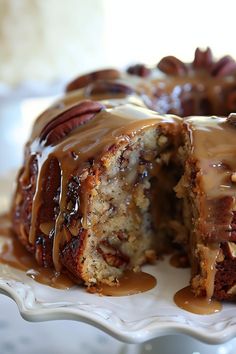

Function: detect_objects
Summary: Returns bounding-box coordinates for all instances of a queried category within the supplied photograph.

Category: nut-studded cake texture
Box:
[12,99,182,286]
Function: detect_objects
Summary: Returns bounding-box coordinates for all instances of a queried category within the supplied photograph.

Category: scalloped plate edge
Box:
[0,280,236,344]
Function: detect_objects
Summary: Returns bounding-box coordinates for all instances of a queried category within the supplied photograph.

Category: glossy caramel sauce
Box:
[169,253,190,268]
[187,116,236,200]
[0,214,157,295]
[96,270,157,296]
[119,70,236,116]
[204,244,220,299]
[0,214,75,289]
[184,117,236,299]
[174,286,222,315]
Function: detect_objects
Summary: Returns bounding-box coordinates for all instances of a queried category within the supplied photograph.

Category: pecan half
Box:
[211,56,236,77]
[66,69,121,92]
[127,64,151,77]
[84,81,134,97]
[40,100,104,146]
[157,56,188,76]
[192,47,213,70]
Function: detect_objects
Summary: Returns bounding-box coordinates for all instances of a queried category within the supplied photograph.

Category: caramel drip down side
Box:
[0,215,75,289]
[28,155,47,245]
[184,116,236,301]
[52,163,71,271]
[29,104,181,271]
[186,117,236,201]
[0,217,223,301]
[0,215,157,294]
[205,244,220,300]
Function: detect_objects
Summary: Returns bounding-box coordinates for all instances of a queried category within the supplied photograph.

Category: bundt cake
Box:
[11,48,236,301]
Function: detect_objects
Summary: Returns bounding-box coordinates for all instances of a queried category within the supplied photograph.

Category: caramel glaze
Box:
[185,116,236,241]
[174,286,222,315]
[15,98,181,273]
[183,116,236,300]
[67,70,236,116]
[140,73,236,116]
[95,270,157,296]
[0,214,75,289]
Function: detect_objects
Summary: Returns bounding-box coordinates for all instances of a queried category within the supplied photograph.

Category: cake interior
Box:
[75,126,185,286]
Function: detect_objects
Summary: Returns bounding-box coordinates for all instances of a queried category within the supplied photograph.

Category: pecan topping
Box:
[40,100,104,146]
[85,81,134,97]
[157,56,188,76]
[157,48,236,78]
[193,47,213,70]
[211,56,236,77]
[66,69,121,92]
[127,64,151,77]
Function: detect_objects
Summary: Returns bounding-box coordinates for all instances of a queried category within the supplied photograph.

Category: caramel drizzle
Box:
[0,214,75,289]
[186,116,236,229]
[52,163,71,271]
[26,103,181,271]
[185,116,236,298]
[29,155,49,245]
[205,244,220,300]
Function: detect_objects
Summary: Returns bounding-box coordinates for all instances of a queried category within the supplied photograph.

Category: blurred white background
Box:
[0,0,236,86]
[103,0,236,66]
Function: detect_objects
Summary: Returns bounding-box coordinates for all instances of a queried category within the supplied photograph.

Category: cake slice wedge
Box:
[12,100,183,286]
